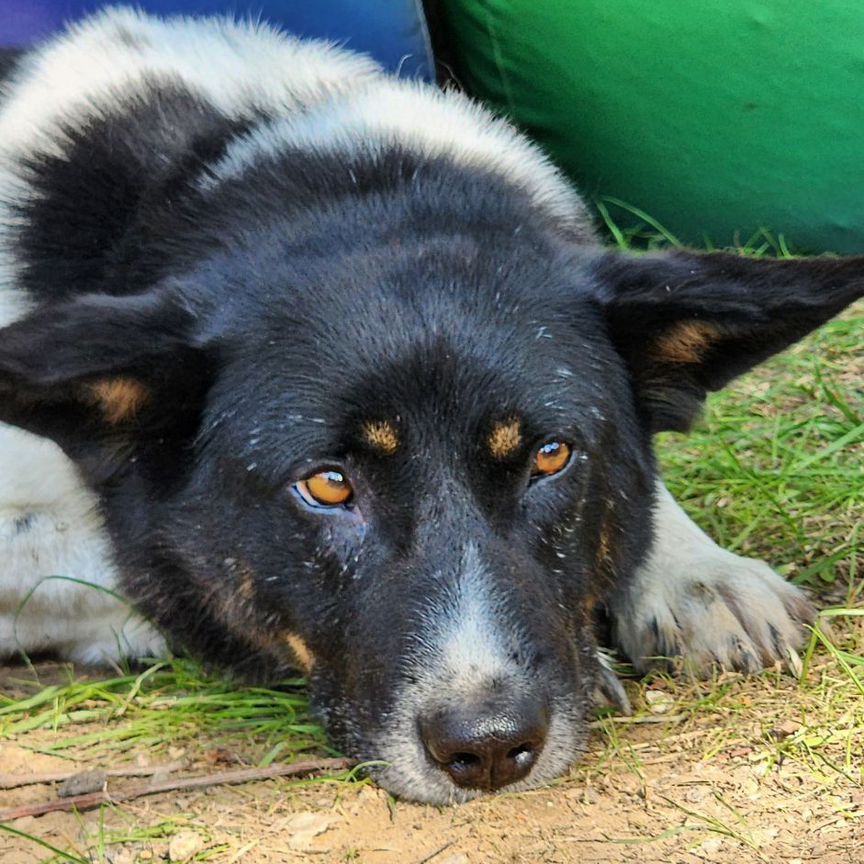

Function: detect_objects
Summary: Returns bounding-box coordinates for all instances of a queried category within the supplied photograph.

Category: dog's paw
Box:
[65,616,168,666]
[615,551,815,676]
[613,481,816,677]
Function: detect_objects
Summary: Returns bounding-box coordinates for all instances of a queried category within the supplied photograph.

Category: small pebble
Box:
[769,719,802,740]
[644,689,674,714]
[698,837,723,856]
[286,811,336,852]
[58,769,107,798]
[168,831,204,862]
[685,786,704,804]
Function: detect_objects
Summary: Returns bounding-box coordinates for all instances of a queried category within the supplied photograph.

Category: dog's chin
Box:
[360,705,589,805]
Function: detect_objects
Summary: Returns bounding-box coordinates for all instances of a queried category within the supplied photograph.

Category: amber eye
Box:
[296,470,354,508]
[532,441,572,478]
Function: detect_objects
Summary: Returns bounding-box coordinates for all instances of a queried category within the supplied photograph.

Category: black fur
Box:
[14,82,257,301]
[0,48,24,83]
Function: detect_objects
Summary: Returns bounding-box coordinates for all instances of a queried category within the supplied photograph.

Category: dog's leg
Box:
[0,423,166,664]
[612,478,815,675]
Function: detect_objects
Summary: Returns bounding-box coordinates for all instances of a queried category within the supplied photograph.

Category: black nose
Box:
[419,698,549,791]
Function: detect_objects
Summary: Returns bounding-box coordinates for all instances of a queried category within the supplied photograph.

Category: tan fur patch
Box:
[488,418,522,459]
[597,522,613,567]
[596,500,617,577]
[653,321,720,364]
[283,632,315,673]
[237,567,256,602]
[597,523,612,562]
[363,420,400,454]
[89,377,150,424]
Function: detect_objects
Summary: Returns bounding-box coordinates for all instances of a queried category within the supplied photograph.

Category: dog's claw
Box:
[784,641,804,679]
[594,652,632,715]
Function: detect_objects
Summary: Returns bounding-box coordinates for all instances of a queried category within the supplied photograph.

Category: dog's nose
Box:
[419,699,549,791]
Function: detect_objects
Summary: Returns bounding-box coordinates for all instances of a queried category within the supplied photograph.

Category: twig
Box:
[416,840,455,864]
[0,757,354,823]
[0,761,185,790]
[589,713,687,728]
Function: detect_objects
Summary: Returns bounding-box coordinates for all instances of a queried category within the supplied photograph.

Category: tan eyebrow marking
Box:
[363,420,400,454]
[488,418,522,459]
[653,321,720,364]
[283,632,315,673]
[88,377,150,424]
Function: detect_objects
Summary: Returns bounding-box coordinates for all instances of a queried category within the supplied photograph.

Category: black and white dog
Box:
[1,8,861,803]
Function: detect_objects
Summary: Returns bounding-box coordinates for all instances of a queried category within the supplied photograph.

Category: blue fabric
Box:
[0,1,434,78]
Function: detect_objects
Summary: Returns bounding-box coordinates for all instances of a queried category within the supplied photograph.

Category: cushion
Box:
[0,0,434,79]
[436,0,864,252]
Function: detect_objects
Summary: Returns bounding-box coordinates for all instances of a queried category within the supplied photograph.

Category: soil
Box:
[1,663,860,864]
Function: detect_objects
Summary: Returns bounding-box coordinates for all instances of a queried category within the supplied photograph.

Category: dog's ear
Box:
[0,288,212,465]
[594,250,864,433]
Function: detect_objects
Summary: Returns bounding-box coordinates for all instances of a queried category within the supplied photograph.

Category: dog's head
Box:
[1,168,861,802]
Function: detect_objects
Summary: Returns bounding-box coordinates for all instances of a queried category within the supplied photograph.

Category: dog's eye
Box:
[296,470,354,508]
[532,441,571,478]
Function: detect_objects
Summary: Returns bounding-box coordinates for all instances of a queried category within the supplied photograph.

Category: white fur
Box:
[0,424,165,663]
[205,82,588,232]
[0,6,382,159]
[614,479,814,675]
[420,545,516,690]
[0,285,32,329]
[0,7,382,295]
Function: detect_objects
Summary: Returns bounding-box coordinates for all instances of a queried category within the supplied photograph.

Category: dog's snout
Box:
[419,698,549,791]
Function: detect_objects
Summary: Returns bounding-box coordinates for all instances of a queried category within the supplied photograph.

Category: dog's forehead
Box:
[212,234,616,460]
[220,317,611,472]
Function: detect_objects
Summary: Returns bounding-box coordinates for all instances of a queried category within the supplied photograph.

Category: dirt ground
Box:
[2,657,861,864]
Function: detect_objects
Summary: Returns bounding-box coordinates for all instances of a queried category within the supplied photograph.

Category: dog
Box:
[0,8,861,804]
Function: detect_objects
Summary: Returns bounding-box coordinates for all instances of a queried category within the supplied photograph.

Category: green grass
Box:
[0,660,338,862]
[657,311,864,595]
[0,659,326,762]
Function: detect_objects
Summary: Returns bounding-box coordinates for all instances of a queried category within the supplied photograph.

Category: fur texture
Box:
[0,8,861,803]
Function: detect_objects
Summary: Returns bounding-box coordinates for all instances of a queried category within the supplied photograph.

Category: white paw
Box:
[613,481,815,676]
[66,618,168,666]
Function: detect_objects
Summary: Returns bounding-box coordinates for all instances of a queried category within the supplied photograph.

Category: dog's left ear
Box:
[0,287,212,464]
[594,250,864,433]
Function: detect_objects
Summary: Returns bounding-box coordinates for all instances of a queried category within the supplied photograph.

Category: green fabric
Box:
[439,0,864,253]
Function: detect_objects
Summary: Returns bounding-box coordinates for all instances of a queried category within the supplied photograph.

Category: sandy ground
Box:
[1,660,861,864]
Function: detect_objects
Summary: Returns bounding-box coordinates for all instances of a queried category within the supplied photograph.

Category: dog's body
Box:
[0,9,861,803]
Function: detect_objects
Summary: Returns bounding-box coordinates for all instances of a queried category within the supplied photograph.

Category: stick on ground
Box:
[0,761,186,791]
[0,757,355,823]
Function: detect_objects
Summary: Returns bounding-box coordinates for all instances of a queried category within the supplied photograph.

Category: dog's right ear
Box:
[593,250,864,433]
[0,288,212,464]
